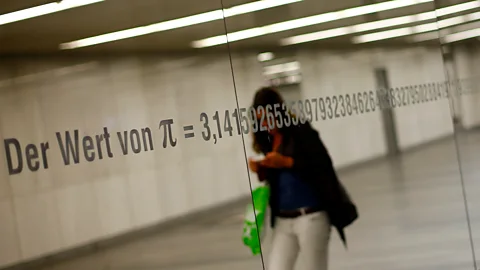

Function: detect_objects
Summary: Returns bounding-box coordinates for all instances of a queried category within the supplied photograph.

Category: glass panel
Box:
[436,0,480,267]
[219,0,474,269]
[0,1,265,270]
[0,0,478,270]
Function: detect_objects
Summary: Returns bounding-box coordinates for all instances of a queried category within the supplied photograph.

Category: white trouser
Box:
[267,211,331,270]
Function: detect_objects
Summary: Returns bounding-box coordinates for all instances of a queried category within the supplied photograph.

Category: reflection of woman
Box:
[248,87,355,270]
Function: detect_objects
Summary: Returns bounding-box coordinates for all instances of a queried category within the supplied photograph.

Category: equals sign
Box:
[183,125,195,138]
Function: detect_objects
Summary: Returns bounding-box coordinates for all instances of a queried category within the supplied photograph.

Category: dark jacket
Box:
[257,122,358,247]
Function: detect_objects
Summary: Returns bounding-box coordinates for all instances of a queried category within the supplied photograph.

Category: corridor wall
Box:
[298,46,452,167]
[0,45,472,267]
[453,45,480,130]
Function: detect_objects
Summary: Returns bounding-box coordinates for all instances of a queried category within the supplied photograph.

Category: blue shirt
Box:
[277,170,319,211]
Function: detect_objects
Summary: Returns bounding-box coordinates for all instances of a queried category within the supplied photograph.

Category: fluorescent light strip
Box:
[257,52,275,62]
[0,0,104,26]
[222,0,301,17]
[352,23,435,43]
[59,0,302,49]
[443,27,480,43]
[410,11,480,41]
[191,0,433,48]
[281,13,434,45]
[264,61,300,75]
[435,0,480,16]
[281,0,480,45]
[353,10,480,43]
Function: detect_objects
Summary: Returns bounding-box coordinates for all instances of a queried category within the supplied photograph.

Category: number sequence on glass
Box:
[197,92,382,142]
[198,103,296,143]
[289,93,378,121]
[380,83,450,109]
[196,81,474,143]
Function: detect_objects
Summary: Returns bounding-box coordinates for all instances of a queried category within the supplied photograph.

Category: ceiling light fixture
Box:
[410,12,480,42]
[280,0,480,45]
[263,61,300,75]
[257,52,275,61]
[353,23,438,43]
[443,27,480,43]
[0,0,104,26]
[191,0,434,48]
[352,10,480,43]
[59,0,302,49]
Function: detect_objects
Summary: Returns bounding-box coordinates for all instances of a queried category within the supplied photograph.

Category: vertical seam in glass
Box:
[433,4,478,269]
[218,1,267,268]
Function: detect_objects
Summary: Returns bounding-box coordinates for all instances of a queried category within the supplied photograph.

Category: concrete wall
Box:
[0,45,474,267]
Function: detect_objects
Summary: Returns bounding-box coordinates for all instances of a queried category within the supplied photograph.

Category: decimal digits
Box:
[304,99,313,122]
[232,109,241,135]
[249,107,258,133]
[332,96,340,118]
[388,88,396,108]
[265,104,275,130]
[311,98,318,121]
[325,97,333,119]
[223,110,233,136]
[273,103,284,129]
[298,100,306,124]
[282,103,292,127]
[352,94,359,114]
[363,92,370,113]
[257,105,267,132]
[241,108,250,134]
[338,95,346,117]
[400,87,406,105]
[357,92,365,113]
[345,94,353,115]
[197,80,462,141]
[369,91,376,111]
[319,97,327,120]
[290,101,299,126]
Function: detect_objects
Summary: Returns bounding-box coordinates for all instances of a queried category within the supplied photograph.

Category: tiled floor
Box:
[39,130,480,270]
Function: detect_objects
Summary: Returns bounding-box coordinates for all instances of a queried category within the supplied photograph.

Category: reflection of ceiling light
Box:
[410,12,480,42]
[59,0,302,49]
[263,61,300,75]
[353,23,439,43]
[287,75,300,83]
[222,0,302,17]
[443,28,480,43]
[192,0,433,48]
[353,10,480,43]
[436,1,480,16]
[0,0,104,26]
[438,11,480,28]
[280,1,480,45]
[257,52,275,62]
[352,23,438,43]
[281,14,432,45]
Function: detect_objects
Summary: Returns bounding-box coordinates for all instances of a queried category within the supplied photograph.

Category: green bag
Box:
[242,184,270,255]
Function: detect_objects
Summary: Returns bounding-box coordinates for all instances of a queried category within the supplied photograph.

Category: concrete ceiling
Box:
[0,0,477,55]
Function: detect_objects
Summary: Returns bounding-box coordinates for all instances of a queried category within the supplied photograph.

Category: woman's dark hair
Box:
[251,87,293,154]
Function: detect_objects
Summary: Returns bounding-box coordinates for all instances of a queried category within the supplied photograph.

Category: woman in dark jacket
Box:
[248,87,357,270]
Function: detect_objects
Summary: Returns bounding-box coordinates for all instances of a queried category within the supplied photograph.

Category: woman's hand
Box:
[248,158,261,173]
[261,152,294,168]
